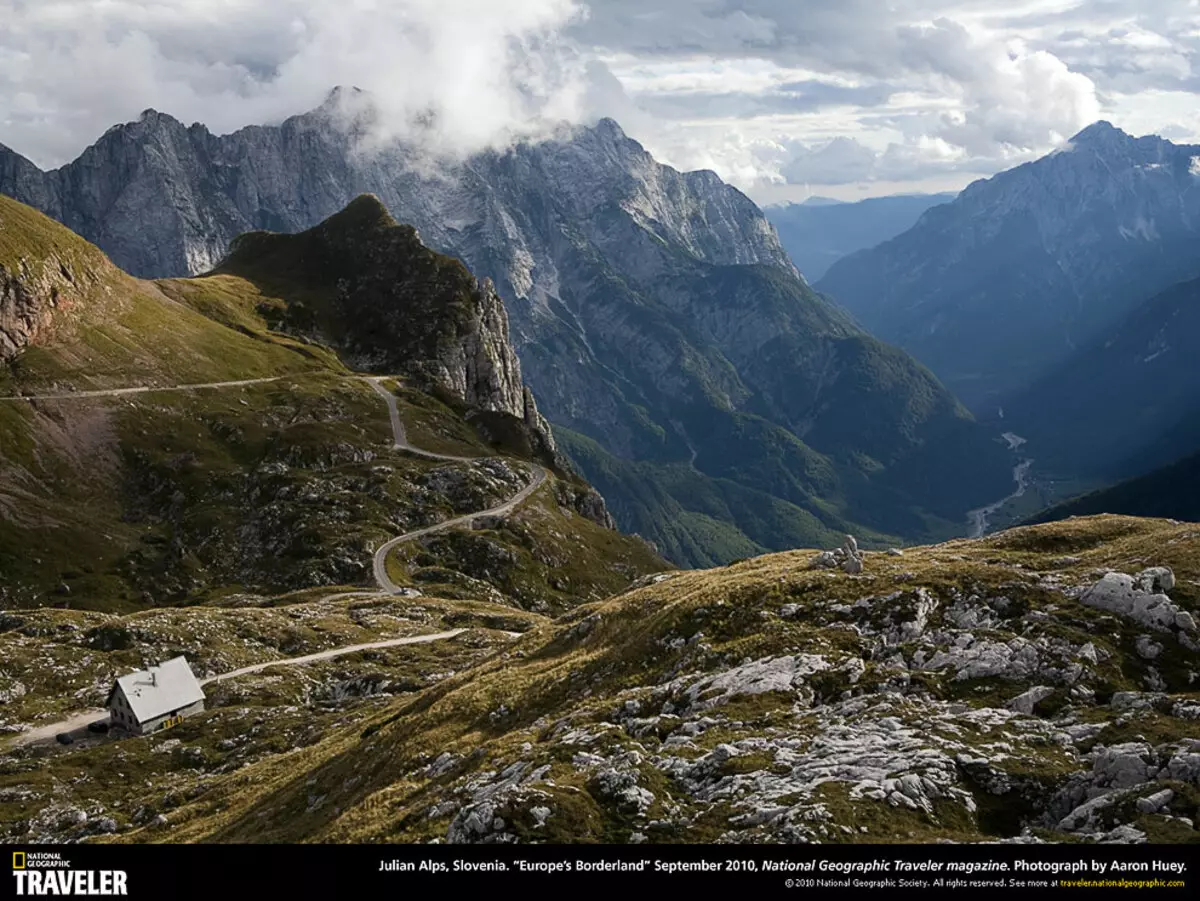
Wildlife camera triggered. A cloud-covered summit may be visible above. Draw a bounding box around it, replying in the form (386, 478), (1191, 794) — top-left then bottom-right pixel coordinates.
(2, 0), (1197, 200)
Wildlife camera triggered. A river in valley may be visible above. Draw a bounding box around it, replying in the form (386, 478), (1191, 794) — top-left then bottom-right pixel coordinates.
(967, 434), (1034, 538)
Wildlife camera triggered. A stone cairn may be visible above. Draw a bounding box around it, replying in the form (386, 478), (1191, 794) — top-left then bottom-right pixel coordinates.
(808, 534), (864, 574)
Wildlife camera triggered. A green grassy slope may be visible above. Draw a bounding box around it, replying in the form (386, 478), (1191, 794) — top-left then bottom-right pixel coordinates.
(0, 194), (667, 612)
(69, 514), (1199, 845)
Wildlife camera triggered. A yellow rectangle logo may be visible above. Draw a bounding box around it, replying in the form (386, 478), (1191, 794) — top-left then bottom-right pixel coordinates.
(13, 851), (25, 870)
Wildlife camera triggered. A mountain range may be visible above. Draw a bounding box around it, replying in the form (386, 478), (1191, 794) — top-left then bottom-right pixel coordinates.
(766, 193), (955, 282)
(0, 89), (1014, 565)
(817, 122), (1200, 412)
(1, 103), (1199, 851)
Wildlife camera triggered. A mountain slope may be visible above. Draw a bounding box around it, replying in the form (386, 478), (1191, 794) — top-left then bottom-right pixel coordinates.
(817, 123), (1200, 410)
(0, 96), (1013, 564)
(0, 193), (664, 611)
(12, 514), (1194, 845)
(1003, 275), (1200, 483)
(1028, 452), (1200, 526)
(766, 193), (954, 281)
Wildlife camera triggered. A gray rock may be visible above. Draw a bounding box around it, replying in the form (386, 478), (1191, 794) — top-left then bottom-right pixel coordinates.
(1134, 635), (1163, 660)
(841, 535), (864, 574)
(1007, 686), (1055, 715)
(1092, 743), (1156, 790)
(1136, 788), (1173, 814)
(809, 551), (839, 570)
(1136, 567), (1175, 593)
(1080, 572), (1195, 633)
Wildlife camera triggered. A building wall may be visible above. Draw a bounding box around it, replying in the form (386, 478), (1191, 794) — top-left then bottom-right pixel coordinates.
(107, 691), (205, 735)
(107, 687), (136, 732)
(137, 700), (205, 735)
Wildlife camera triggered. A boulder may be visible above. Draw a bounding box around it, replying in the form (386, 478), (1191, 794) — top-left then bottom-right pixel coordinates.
(841, 535), (864, 575)
(1007, 686), (1055, 715)
(1136, 567), (1175, 593)
(1080, 572), (1195, 633)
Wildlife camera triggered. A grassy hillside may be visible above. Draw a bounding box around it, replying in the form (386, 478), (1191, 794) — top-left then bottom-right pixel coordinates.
(0, 194), (666, 612)
(7, 515), (1196, 844)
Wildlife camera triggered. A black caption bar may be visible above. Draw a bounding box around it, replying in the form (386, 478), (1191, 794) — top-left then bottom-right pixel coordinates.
(1, 843), (1192, 899)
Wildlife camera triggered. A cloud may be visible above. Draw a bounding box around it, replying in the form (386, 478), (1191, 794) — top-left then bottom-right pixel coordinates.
(1, 0), (589, 167)
(574, 1), (1195, 195)
(780, 137), (880, 185)
(1, 0), (1195, 197)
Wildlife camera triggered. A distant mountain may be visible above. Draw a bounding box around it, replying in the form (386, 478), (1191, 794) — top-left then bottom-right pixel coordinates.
(0, 92), (1013, 564)
(1003, 275), (1200, 483)
(766, 193), (954, 281)
(817, 122), (1200, 409)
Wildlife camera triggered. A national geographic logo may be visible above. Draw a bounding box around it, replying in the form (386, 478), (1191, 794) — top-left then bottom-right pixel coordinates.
(12, 851), (128, 896)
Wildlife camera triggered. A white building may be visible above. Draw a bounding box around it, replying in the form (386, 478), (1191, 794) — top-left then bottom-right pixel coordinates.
(105, 656), (206, 735)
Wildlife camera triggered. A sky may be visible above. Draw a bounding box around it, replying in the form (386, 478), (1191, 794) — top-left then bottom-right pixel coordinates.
(2, 0), (1198, 203)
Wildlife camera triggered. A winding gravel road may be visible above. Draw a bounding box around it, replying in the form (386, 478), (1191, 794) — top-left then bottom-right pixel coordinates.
(4, 375), (546, 747)
(199, 629), (467, 686)
(8, 630), (467, 748)
(0, 377), (282, 402)
(363, 377), (548, 594)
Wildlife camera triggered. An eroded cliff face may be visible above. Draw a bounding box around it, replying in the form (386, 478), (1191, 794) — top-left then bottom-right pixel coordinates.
(0, 196), (113, 362)
(216, 195), (559, 459)
(0, 265), (60, 362)
(443, 276), (555, 448)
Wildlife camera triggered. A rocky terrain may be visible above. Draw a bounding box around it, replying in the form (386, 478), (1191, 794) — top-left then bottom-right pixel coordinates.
(3, 514), (1196, 845)
(0, 94), (1014, 566)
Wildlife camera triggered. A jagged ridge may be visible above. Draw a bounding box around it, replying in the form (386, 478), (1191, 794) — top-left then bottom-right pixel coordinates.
(215, 193), (557, 459)
(0, 98), (1015, 565)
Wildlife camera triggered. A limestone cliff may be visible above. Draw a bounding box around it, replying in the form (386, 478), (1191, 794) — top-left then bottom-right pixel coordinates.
(216, 194), (558, 458)
(0, 195), (113, 362)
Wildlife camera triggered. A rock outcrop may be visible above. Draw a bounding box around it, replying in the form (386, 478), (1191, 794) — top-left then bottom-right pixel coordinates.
(808, 534), (865, 574)
(0, 196), (112, 362)
(216, 195), (557, 455)
(1080, 568), (1198, 637)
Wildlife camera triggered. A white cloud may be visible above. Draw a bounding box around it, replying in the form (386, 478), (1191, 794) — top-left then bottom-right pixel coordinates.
(1, 0), (589, 167)
(1, 0), (1196, 198)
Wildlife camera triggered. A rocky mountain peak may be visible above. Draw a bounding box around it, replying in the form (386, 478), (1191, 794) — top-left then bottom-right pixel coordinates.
(818, 122), (1200, 409)
(98, 107), (188, 147)
(311, 192), (397, 240)
(1069, 119), (1126, 145)
(219, 195), (559, 459)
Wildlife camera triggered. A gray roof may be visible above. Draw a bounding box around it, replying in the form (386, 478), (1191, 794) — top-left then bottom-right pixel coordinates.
(107, 656), (205, 724)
